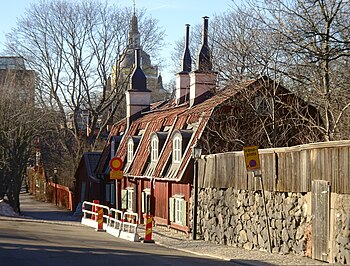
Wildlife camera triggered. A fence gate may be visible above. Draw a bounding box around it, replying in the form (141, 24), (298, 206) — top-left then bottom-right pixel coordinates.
(311, 180), (330, 262)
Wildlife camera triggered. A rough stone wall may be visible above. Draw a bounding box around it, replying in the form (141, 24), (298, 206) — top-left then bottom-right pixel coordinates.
(195, 187), (311, 255)
(333, 194), (350, 264)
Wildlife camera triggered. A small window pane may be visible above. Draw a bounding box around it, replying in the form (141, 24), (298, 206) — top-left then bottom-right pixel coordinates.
(151, 137), (158, 162)
(127, 140), (134, 162)
(173, 136), (181, 163)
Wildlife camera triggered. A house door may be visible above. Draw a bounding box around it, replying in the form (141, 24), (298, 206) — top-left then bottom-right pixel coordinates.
(311, 180), (330, 262)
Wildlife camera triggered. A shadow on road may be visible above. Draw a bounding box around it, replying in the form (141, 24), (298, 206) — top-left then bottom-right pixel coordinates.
(0, 240), (238, 266)
(19, 192), (80, 223)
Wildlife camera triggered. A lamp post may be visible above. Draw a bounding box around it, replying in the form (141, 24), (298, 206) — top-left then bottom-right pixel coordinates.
(191, 143), (202, 240)
(53, 167), (58, 206)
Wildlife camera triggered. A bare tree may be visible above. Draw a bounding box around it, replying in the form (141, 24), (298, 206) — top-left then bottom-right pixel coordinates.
(201, 78), (323, 154)
(0, 68), (44, 212)
(171, 1), (350, 142)
(4, 0), (165, 180)
(244, 0), (350, 141)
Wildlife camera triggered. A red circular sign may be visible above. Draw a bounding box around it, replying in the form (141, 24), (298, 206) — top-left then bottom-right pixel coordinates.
(110, 157), (123, 171)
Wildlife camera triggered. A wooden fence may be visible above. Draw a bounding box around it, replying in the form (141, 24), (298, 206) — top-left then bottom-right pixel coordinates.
(198, 140), (350, 193)
(27, 167), (74, 210)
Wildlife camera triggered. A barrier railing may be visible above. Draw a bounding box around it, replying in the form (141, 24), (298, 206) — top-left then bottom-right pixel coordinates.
(81, 201), (140, 242)
(81, 201), (110, 230)
(106, 208), (124, 238)
(120, 211), (139, 242)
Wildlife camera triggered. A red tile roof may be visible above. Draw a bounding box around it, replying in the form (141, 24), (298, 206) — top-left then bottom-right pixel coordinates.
(96, 78), (259, 182)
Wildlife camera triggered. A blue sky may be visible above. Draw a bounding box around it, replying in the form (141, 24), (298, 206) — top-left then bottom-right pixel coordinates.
(0, 0), (235, 84)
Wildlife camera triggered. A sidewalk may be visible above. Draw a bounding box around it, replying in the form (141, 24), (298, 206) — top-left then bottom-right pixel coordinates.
(18, 193), (332, 265)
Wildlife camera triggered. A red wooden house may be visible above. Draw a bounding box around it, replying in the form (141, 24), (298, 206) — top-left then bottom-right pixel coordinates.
(76, 17), (322, 233)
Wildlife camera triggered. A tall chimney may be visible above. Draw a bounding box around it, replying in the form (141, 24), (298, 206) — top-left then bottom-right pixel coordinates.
(126, 49), (151, 128)
(189, 16), (217, 107)
(175, 24), (192, 105)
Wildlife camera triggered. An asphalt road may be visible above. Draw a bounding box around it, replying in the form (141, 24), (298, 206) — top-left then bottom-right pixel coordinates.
(0, 217), (239, 266)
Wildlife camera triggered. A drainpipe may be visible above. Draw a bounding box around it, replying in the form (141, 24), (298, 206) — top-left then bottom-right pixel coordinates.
(191, 143), (202, 240)
(192, 158), (199, 240)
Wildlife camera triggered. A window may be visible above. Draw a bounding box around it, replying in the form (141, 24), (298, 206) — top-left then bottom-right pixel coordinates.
(127, 138), (134, 163)
(141, 189), (151, 213)
(121, 188), (135, 212)
(151, 135), (159, 162)
(127, 189), (133, 211)
(169, 196), (187, 226)
(173, 134), (182, 163)
(175, 198), (183, 224)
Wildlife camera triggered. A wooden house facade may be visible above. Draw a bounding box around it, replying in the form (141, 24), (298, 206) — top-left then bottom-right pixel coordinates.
(75, 17), (323, 233)
(89, 17), (319, 232)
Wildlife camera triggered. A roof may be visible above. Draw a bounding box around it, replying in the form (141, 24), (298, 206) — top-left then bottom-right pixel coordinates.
(83, 152), (102, 178)
(96, 77), (260, 182)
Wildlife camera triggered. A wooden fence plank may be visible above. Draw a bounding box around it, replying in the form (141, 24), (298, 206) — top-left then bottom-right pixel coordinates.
(198, 141), (350, 193)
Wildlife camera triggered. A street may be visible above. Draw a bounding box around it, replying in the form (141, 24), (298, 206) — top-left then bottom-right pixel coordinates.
(0, 217), (238, 266)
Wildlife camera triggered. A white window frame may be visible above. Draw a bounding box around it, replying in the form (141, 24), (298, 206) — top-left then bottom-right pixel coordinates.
(175, 197), (183, 224)
(127, 138), (134, 163)
(173, 134), (182, 163)
(151, 135), (159, 162)
(141, 189), (151, 213)
(127, 189), (133, 211)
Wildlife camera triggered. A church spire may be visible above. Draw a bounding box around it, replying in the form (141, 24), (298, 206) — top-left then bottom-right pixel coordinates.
(129, 0), (140, 48)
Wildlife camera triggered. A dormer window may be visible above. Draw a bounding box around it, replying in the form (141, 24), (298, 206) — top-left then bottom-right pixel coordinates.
(164, 129), (193, 179)
(143, 132), (168, 177)
(127, 138), (134, 163)
(150, 134), (159, 162)
(173, 133), (182, 163)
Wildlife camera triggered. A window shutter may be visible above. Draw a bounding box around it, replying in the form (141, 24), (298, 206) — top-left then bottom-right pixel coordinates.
(121, 189), (128, 209)
(169, 197), (175, 222)
(132, 190), (137, 213)
(141, 192), (145, 213)
(181, 199), (187, 226)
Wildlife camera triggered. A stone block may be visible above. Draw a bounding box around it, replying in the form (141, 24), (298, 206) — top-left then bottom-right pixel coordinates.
(282, 228), (289, 242)
(336, 235), (349, 245)
(281, 242), (290, 254)
(295, 225), (305, 240)
(258, 233), (265, 247)
(239, 229), (248, 243)
(243, 242), (254, 250)
(276, 219), (283, 231)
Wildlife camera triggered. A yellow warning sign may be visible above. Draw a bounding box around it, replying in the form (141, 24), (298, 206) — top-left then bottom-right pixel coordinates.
(110, 170), (123, 180)
(243, 146), (261, 171)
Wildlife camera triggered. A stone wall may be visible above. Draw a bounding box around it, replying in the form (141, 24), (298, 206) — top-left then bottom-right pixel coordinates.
(333, 194), (350, 264)
(195, 187), (311, 255)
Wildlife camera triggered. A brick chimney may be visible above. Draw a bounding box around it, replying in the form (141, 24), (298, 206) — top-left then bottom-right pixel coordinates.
(175, 24), (191, 105)
(126, 48), (151, 128)
(189, 16), (217, 107)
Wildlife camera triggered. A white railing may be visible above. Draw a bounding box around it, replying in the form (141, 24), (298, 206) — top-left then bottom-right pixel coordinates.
(81, 201), (110, 230)
(119, 211), (139, 242)
(81, 201), (139, 242)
